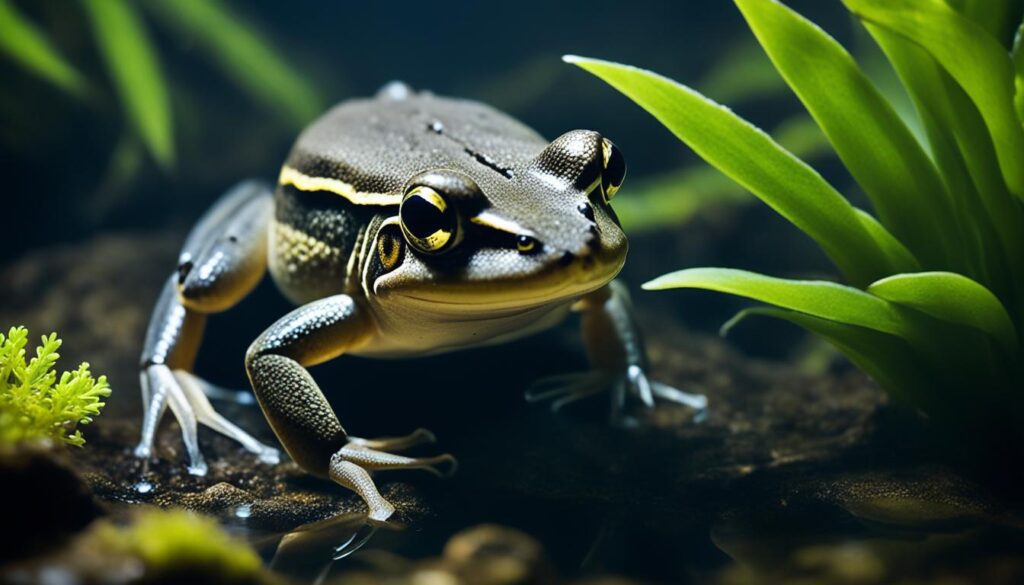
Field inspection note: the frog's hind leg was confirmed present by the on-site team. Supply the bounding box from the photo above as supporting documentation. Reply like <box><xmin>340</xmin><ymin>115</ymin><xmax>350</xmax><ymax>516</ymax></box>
<box><xmin>135</xmin><ymin>181</ymin><xmax>279</xmax><ymax>474</ymax></box>
<box><xmin>245</xmin><ymin>295</ymin><xmax>455</xmax><ymax>521</ymax></box>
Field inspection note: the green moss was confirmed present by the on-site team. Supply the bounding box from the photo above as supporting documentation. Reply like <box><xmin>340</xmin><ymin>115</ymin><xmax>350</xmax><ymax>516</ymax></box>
<box><xmin>95</xmin><ymin>508</ymin><xmax>264</xmax><ymax>580</ymax></box>
<box><xmin>0</xmin><ymin>326</ymin><xmax>111</xmax><ymax>447</ymax></box>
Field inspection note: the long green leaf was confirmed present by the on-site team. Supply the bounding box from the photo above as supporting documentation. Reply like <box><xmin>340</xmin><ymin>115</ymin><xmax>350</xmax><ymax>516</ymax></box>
<box><xmin>735</xmin><ymin>0</ymin><xmax>952</xmax><ymax>267</ymax></box>
<box><xmin>644</xmin><ymin>267</ymin><xmax>907</xmax><ymax>336</ymax></box>
<box><xmin>1014</xmin><ymin>20</ymin><xmax>1024</xmax><ymax>124</ymax></box>
<box><xmin>945</xmin><ymin>0</ymin><xmax>1024</xmax><ymax>47</ymax></box>
<box><xmin>143</xmin><ymin>0</ymin><xmax>322</xmax><ymax>127</ymax></box>
<box><xmin>845</xmin><ymin>0</ymin><xmax>1024</xmax><ymax>199</ymax></box>
<box><xmin>854</xmin><ymin>209</ymin><xmax>920</xmax><ymax>273</ymax></box>
<box><xmin>618</xmin><ymin>114</ymin><xmax>834</xmax><ymax>233</ymax></box>
<box><xmin>83</xmin><ymin>0</ymin><xmax>174</xmax><ymax>169</ymax></box>
<box><xmin>866</xmin><ymin>24</ymin><xmax>1024</xmax><ymax>309</ymax></box>
<box><xmin>722</xmin><ymin>306</ymin><xmax>930</xmax><ymax>406</ymax></box>
<box><xmin>565</xmin><ymin>55</ymin><xmax>904</xmax><ymax>286</ymax></box>
<box><xmin>0</xmin><ymin>0</ymin><xmax>89</xmax><ymax>98</ymax></box>
<box><xmin>867</xmin><ymin>272</ymin><xmax>1019</xmax><ymax>352</ymax></box>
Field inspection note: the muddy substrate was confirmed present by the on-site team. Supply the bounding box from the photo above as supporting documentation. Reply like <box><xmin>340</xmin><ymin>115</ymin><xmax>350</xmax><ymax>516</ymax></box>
<box><xmin>3</xmin><ymin>232</ymin><xmax>1023</xmax><ymax>584</ymax></box>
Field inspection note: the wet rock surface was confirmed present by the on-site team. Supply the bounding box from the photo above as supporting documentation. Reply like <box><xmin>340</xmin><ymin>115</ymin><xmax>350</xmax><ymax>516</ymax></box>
<box><xmin>3</xmin><ymin>231</ymin><xmax>1023</xmax><ymax>584</ymax></box>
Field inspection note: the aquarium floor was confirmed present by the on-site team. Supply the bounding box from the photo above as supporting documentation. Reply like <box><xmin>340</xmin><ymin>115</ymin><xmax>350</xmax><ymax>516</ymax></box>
<box><xmin>4</xmin><ymin>231</ymin><xmax>1024</xmax><ymax>584</ymax></box>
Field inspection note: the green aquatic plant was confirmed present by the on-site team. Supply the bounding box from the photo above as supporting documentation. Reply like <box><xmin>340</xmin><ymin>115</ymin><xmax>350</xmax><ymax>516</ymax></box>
<box><xmin>613</xmin><ymin>34</ymin><xmax>835</xmax><ymax>233</ymax></box>
<box><xmin>0</xmin><ymin>326</ymin><xmax>111</xmax><ymax>447</ymax></box>
<box><xmin>568</xmin><ymin>0</ymin><xmax>1024</xmax><ymax>441</ymax></box>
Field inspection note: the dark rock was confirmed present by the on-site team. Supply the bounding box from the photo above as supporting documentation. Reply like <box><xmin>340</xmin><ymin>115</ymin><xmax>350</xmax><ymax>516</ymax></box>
<box><xmin>0</xmin><ymin>443</ymin><xmax>101</xmax><ymax>562</ymax></box>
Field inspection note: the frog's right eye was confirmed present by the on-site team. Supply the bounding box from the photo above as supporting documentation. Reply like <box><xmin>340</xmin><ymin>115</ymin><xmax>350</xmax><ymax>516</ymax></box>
<box><xmin>600</xmin><ymin>138</ymin><xmax>626</xmax><ymax>201</ymax></box>
<box><xmin>400</xmin><ymin>185</ymin><xmax>459</xmax><ymax>254</ymax></box>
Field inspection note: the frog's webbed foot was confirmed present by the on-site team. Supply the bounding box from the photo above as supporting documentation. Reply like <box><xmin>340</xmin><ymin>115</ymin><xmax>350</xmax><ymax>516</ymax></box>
<box><xmin>526</xmin><ymin>367</ymin><xmax>707</xmax><ymax>425</ymax></box>
<box><xmin>135</xmin><ymin>364</ymin><xmax>280</xmax><ymax>475</ymax></box>
<box><xmin>533</xmin><ymin>281</ymin><xmax>708</xmax><ymax>426</ymax></box>
<box><xmin>612</xmin><ymin>366</ymin><xmax>708</xmax><ymax>426</ymax></box>
<box><xmin>329</xmin><ymin>443</ymin><xmax>456</xmax><ymax>522</ymax></box>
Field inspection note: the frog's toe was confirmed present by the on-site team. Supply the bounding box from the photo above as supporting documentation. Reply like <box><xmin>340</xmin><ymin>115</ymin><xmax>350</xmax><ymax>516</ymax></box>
<box><xmin>135</xmin><ymin>364</ymin><xmax>279</xmax><ymax>472</ymax></box>
<box><xmin>613</xmin><ymin>366</ymin><xmax>708</xmax><ymax>425</ymax></box>
<box><xmin>347</xmin><ymin>427</ymin><xmax>436</xmax><ymax>452</ymax></box>
<box><xmin>137</xmin><ymin>364</ymin><xmax>207</xmax><ymax>472</ymax></box>
<box><xmin>172</xmin><ymin>370</ymin><xmax>280</xmax><ymax>461</ymax></box>
<box><xmin>329</xmin><ymin>457</ymin><xmax>396</xmax><ymax>522</ymax></box>
<box><xmin>338</xmin><ymin>444</ymin><xmax>459</xmax><ymax>478</ymax></box>
<box><xmin>525</xmin><ymin>371</ymin><xmax>608</xmax><ymax>411</ymax></box>
<box><xmin>652</xmin><ymin>381</ymin><xmax>708</xmax><ymax>413</ymax></box>
<box><xmin>329</xmin><ymin>440</ymin><xmax>458</xmax><ymax>521</ymax></box>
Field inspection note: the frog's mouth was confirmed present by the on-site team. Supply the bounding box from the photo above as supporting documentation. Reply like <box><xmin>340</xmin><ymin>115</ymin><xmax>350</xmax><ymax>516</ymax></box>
<box><xmin>388</xmin><ymin>247</ymin><xmax>626</xmax><ymax>314</ymax></box>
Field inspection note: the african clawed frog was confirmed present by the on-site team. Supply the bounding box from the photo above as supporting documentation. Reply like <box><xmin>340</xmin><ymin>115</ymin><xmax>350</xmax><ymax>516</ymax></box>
<box><xmin>134</xmin><ymin>83</ymin><xmax>706</xmax><ymax>520</ymax></box>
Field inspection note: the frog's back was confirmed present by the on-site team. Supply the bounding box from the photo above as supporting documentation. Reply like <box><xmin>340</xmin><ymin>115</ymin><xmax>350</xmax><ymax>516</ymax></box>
<box><xmin>270</xmin><ymin>86</ymin><xmax>548</xmax><ymax>305</ymax></box>
<box><xmin>286</xmin><ymin>86</ymin><xmax>548</xmax><ymax>190</ymax></box>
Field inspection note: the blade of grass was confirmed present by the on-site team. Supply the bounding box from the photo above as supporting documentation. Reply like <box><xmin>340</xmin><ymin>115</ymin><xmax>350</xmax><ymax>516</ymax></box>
<box><xmin>143</xmin><ymin>0</ymin><xmax>323</xmax><ymax>128</ymax></box>
<box><xmin>564</xmin><ymin>55</ymin><xmax>907</xmax><ymax>286</ymax></box>
<box><xmin>735</xmin><ymin>0</ymin><xmax>954</xmax><ymax>268</ymax></box>
<box><xmin>867</xmin><ymin>272</ymin><xmax>1019</xmax><ymax>353</ymax></box>
<box><xmin>845</xmin><ymin>0</ymin><xmax>1024</xmax><ymax>200</ymax></box>
<box><xmin>83</xmin><ymin>0</ymin><xmax>173</xmax><ymax>169</ymax></box>
<box><xmin>0</xmin><ymin>0</ymin><xmax>89</xmax><ymax>98</ymax></box>
<box><xmin>644</xmin><ymin>267</ymin><xmax>907</xmax><ymax>336</ymax></box>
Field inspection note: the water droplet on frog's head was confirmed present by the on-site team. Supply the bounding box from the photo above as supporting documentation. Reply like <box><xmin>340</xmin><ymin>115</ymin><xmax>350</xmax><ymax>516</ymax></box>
<box><xmin>234</xmin><ymin>504</ymin><xmax>252</xmax><ymax>519</ymax></box>
<box><xmin>134</xmin><ymin>480</ymin><xmax>153</xmax><ymax>494</ymax></box>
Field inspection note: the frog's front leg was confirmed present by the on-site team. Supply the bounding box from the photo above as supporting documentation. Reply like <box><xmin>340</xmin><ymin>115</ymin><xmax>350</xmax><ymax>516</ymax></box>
<box><xmin>245</xmin><ymin>295</ymin><xmax>455</xmax><ymax>521</ymax></box>
<box><xmin>527</xmin><ymin>280</ymin><xmax>707</xmax><ymax>425</ymax></box>
<box><xmin>136</xmin><ymin>181</ymin><xmax>280</xmax><ymax>474</ymax></box>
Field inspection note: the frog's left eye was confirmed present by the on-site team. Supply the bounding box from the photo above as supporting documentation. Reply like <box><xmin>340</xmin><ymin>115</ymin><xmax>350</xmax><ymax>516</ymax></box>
<box><xmin>400</xmin><ymin>185</ymin><xmax>459</xmax><ymax>254</ymax></box>
<box><xmin>600</xmin><ymin>138</ymin><xmax>626</xmax><ymax>201</ymax></box>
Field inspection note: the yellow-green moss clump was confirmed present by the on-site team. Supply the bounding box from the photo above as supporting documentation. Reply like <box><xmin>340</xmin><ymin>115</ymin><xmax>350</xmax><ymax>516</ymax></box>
<box><xmin>95</xmin><ymin>508</ymin><xmax>265</xmax><ymax>581</ymax></box>
<box><xmin>0</xmin><ymin>326</ymin><xmax>111</xmax><ymax>446</ymax></box>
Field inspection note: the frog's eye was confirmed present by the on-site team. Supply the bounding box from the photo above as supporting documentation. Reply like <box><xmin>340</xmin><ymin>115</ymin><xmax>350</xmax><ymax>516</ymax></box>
<box><xmin>600</xmin><ymin>138</ymin><xmax>626</xmax><ymax>201</ymax></box>
<box><xmin>400</xmin><ymin>185</ymin><xmax>459</xmax><ymax>254</ymax></box>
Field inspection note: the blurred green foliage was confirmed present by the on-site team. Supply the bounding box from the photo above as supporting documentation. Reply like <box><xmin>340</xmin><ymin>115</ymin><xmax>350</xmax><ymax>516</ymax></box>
<box><xmin>0</xmin><ymin>0</ymin><xmax>323</xmax><ymax>171</ymax></box>
<box><xmin>570</xmin><ymin>0</ymin><xmax>1024</xmax><ymax>444</ymax></box>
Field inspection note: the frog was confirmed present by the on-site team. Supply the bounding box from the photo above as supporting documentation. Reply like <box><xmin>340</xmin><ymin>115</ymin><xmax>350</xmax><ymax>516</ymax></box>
<box><xmin>133</xmin><ymin>82</ymin><xmax>707</xmax><ymax>521</ymax></box>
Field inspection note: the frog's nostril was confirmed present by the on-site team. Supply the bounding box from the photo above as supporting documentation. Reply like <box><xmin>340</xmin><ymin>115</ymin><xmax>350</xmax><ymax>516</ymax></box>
<box><xmin>176</xmin><ymin>260</ymin><xmax>194</xmax><ymax>285</ymax></box>
<box><xmin>559</xmin><ymin>251</ymin><xmax>575</xmax><ymax>267</ymax></box>
<box><xmin>577</xmin><ymin>202</ymin><xmax>595</xmax><ymax>222</ymax></box>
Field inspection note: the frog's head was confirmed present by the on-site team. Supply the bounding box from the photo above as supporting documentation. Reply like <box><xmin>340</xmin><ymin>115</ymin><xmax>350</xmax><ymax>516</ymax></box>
<box><xmin>369</xmin><ymin>130</ymin><xmax>628</xmax><ymax>313</ymax></box>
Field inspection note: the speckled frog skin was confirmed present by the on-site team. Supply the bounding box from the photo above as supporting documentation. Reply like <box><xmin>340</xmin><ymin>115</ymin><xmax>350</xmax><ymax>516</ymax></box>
<box><xmin>134</xmin><ymin>83</ymin><xmax>706</xmax><ymax>521</ymax></box>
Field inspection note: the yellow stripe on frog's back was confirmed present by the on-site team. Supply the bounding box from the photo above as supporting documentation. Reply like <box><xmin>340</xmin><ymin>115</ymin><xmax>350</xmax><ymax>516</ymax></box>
<box><xmin>278</xmin><ymin>166</ymin><xmax>402</xmax><ymax>206</ymax></box>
